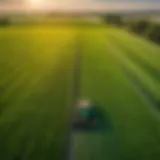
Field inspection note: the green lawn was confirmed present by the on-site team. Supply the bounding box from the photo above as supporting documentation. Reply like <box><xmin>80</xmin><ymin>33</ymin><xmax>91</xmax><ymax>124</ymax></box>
<box><xmin>0</xmin><ymin>22</ymin><xmax>159</xmax><ymax>160</ymax></box>
<box><xmin>105</xmin><ymin>27</ymin><xmax>160</xmax><ymax>105</ymax></box>
<box><xmin>0</xmin><ymin>26</ymin><xmax>76</xmax><ymax>160</ymax></box>
<box><xmin>79</xmin><ymin>26</ymin><xmax>160</xmax><ymax>160</ymax></box>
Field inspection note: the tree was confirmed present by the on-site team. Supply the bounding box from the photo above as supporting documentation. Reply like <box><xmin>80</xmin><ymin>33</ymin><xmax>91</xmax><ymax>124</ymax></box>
<box><xmin>147</xmin><ymin>24</ymin><xmax>160</xmax><ymax>43</ymax></box>
<box><xmin>134</xmin><ymin>20</ymin><xmax>150</xmax><ymax>34</ymax></box>
<box><xmin>0</xmin><ymin>17</ymin><xmax>10</xmax><ymax>26</ymax></box>
<box><xmin>104</xmin><ymin>14</ymin><xmax>123</xmax><ymax>26</ymax></box>
<box><xmin>126</xmin><ymin>20</ymin><xmax>150</xmax><ymax>34</ymax></box>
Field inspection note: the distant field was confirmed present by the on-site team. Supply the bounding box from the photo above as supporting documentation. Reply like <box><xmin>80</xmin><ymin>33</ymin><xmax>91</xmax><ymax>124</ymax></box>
<box><xmin>0</xmin><ymin>21</ymin><xmax>160</xmax><ymax>160</ymax></box>
<box><xmin>150</xmin><ymin>17</ymin><xmax>160</xmax><ymax>23</ymax></box>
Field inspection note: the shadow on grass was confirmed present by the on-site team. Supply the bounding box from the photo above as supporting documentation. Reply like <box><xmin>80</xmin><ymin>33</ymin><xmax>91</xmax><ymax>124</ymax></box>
<box><xmin>0</xmin><ymin>87</ymin><xmax>8</xmax><ymax>116</ymax></box>
<box><xmin>0</xmin><ymin>102</ymin><xmax>6</xmax><ymax>115</ymax></box>
<box><xmin>13</xmin><ymin>157</ymin><xmax>23</xmax><ymax>160</ymax></box>
<box><xmin>72</xmin><ymin>106</ymin><xmax>121</xmax><ymax>160</ymax></box>
<box><xmin>156</xmin><ymin>100</ymin><xmax>160</xmax><ymax>109</ymax></box>
<box><xmin>99</xmin><ymin>108</ymin><xmax>121</xmax><ymax>160</ymax></box>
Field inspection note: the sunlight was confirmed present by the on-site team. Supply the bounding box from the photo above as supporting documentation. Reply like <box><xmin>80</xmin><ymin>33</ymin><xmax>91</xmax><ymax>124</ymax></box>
<box><xmin>30</xmin><ymin>0</ymin><xmax>43</xmax><ymax>5</ymax></box>
<box><xmin>28</xmin><ymin>0</ymin><xmax>44</xmax><ymax>9</ymax></box>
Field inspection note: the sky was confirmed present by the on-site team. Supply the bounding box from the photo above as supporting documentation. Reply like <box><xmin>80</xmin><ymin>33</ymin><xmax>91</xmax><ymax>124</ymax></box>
<box><xmin>0</xmin><ymin>0</ymin><xmax>160</xmax><ymax>12</ymax></box>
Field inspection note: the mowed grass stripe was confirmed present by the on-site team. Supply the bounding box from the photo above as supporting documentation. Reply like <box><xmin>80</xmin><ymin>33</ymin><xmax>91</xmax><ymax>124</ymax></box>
<box><xmin>105</xmin><ymin>36</ymin><xmax>158</xmax><ymax>100</ymax></box>
<box><xmin>105</xmin><ymin>27</ymin><xmax>160</xmax><ymax>105</ymax></box>
<box><xmin>0</xmin><ymin>28</ymin><xmax>75</xmax><ymax>112</ymax></box>
<box><xmin>0</xmin><ymin>26</ymin><xmax>76</xmax><ymax>160</ymax></box>
<box><xmin>80</xmin><ymin>27</ymin><xmax>160</xmax><ymax>160</ymax></box>
<box><xmin>105</xmin><ymin>31</ymin><xmax>160</xmax><ymax>118</ymax></box>
<box><xmin>107</xmin><ymin>28</ymin><xmax>160</xmax><ymax>71</ymax></box>
<box><xmin>106</xmin><ymin>30</ymin><xmax>160</xmax><ymax>82</ymax></box>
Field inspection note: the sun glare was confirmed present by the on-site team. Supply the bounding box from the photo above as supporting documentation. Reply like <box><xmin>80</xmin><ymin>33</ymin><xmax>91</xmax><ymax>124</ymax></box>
<box><xmin>30</xmin><ymin>0</ymin><xmax>42</xmax><ymax>4</ymax></box>
<box><xmin>29</xmin><ymin>0</ymin><xmax>44</xmax><ymax>8</ymax></box>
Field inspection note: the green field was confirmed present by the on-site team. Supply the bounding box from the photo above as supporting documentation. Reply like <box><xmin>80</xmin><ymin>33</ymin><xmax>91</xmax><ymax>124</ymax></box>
<box><xmin>0</xmin><ymin>21</ymin><xmax>160</xmax><ymax>160</ymax></box>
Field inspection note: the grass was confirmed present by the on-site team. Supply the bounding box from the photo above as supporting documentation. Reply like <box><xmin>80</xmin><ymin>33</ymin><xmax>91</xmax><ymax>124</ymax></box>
<box><xmin>106</xmin><ymin>27</ymin><xmax>160</xmax><ymax>102</ymax></box>
<box><xmin>107</xmin><ymin>29</ymin><xmax>160</xmax><ymax>80</ymax></box>
<box><xmin>0</xmin><ymin>21</ymin><xmax>159</xmax><ymax>160</ymax></box>
<box><xmin>79</xmin><ymin>26</ymin><xmax>160</xmax><ymax>160</ymax></box>
<box><xmin>0</xmin><ymin>26</ymin><xmax>76</xmax><ymax>160</ymax></box>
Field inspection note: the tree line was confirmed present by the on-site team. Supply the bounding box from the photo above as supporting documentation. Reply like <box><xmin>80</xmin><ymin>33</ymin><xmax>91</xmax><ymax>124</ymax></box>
<box><xmin>104</xmin><ymin>14</ymin><xmax>160</xmax><ymax>44</ymax></box>
<box><xmin>0</xmin><ymin>17</ymin><xmax>10</xmax><ymax>26</ymax></box>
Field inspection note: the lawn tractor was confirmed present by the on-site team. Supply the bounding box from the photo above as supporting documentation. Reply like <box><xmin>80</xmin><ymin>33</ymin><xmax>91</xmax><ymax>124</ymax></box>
<box><xmin>73</xmin><ymin>100</ymin><xmax>102</xmax><ymax>131</ymax></box>
<box><xmin>67</xmin><ymin>100</ymin><xmax>119</xmax><ymax>160</ymax></box>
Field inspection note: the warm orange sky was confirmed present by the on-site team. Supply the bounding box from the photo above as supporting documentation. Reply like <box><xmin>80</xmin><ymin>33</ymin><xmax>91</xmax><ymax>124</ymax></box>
<box><xmin>0</xmin><ymin>0</ymin><xmax>160</xmax><ymax>11</ymax></box>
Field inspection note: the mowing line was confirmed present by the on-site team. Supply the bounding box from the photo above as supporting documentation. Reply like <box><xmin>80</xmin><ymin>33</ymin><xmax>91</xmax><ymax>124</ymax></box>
<box><xmin>107</xmin><ymin>43</ymin><xmax>160</xmax><ymax>120</ymax></box>
<box><xmin>65</xmin><ymin>34</ymin><xmax>82</xmax><ymax>160</ymax></box>
<box><xmin>107</xmin><ymin>33</ymin><xmax>160</xmax><ymax>81</ymax></box>
<box><xmin>123</xmin><ymin>69</ymin><xmax>160</xmax><ymax>119</ymax></box>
